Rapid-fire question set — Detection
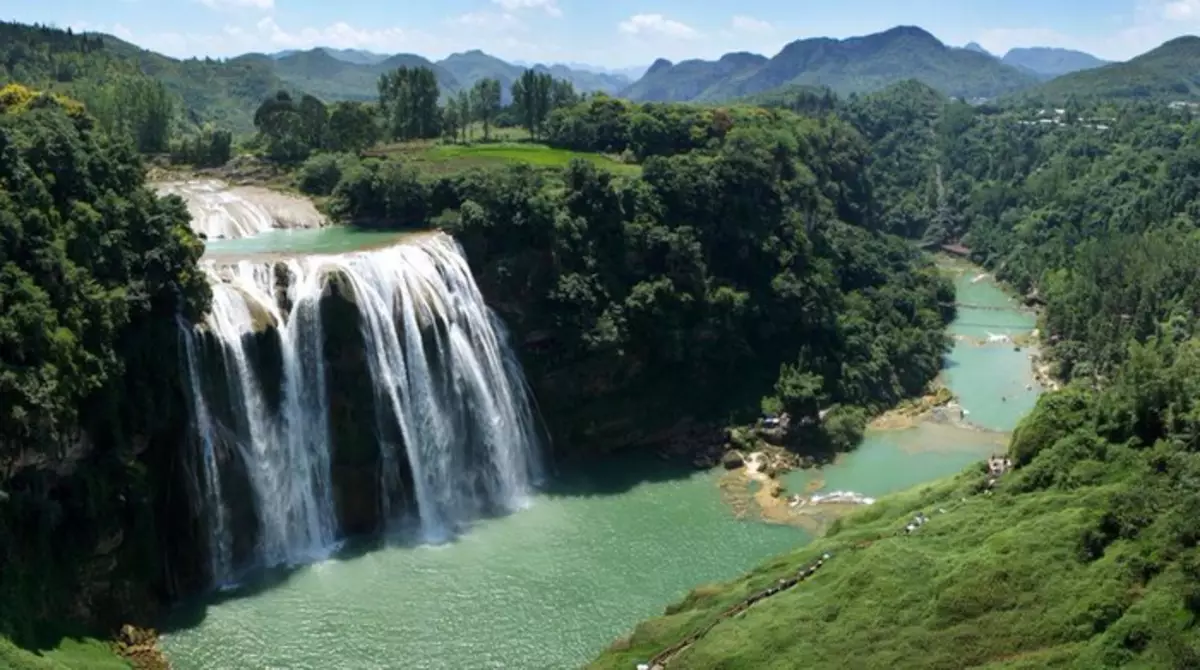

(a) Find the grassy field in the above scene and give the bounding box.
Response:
[371,135,641,177]
[0,636,129,670]
[588,452,1185,670]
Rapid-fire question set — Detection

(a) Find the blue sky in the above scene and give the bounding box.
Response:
[8,0,1200,67]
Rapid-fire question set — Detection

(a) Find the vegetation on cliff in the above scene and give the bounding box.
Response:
[0,85,209,658]
[321,99,954,456]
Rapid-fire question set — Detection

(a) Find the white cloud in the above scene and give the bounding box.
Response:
[198,0,274,9]
[974,1,1200,62]
[1163,0,1200,20]
[132,15,564,62]
[452,11,524,33]
[491,0,561,17]
[731,15,773,34]
[618,14,700,40]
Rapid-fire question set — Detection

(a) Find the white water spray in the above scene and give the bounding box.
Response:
[177,319,233,584]
[155,179,326,240]
[182,232,542,572]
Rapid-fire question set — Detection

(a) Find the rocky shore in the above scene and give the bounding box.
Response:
[113,625,170,670]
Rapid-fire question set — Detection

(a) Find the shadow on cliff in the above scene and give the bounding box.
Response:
[538,452,703,499]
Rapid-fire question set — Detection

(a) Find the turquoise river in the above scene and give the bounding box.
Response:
[162,230,1040,669]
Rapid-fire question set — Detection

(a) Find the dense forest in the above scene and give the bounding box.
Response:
[300,88,954,457]
[0,83,209,659]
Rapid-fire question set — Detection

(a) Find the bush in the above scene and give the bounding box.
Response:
[297,153,353,196]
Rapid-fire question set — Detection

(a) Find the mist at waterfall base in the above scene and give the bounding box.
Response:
[177,233,543,585]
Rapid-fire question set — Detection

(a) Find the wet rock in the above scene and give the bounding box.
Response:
[721,451,745,470]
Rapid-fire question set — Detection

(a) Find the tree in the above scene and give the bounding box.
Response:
[253,90,308,162]
[443,96,461,143]
[325,101,380,153]
[297,94,328,150]
[471,78,501,141]
[456,90,472,143]
[378,66,441,141]
[512,69,554,139]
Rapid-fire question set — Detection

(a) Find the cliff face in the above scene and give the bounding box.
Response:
[0,320,204,642]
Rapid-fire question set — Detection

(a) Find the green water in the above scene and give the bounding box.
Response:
[161,258,1039,669]
[203,227,416,259]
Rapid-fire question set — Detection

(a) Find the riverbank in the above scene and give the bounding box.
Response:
[713,259,1039,532]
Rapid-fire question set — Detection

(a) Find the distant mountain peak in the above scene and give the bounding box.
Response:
[645,58,674,76]
[879,25,941,43]
[1001,46,1108,77]
[963,42,993,57]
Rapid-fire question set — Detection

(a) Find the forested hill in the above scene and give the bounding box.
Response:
[0,21,285,135]
[1026,35,1200,102]
[621,26,1038,103]
[591,80,1200,670]
[0,22,629,137]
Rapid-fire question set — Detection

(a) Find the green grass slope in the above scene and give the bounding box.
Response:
[0,637,129,670]
[1029,35,1200,102]
[591,369,1200,669]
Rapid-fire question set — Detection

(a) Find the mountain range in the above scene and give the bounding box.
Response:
[6,19,1200,140]
[623,26,1039,102]
[261,47,631,102]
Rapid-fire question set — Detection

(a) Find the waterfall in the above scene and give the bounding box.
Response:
[203,260,338,567]
[326,235,543,536]
[177,319,233,585]
[179,232,542,575]
[155,179,326,240]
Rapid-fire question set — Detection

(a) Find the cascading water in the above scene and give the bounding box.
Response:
[155,179,326,240]
[327,236,543,537]
[178,319,233,585]
[179,231,542,578]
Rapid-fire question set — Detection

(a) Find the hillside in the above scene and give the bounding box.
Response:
[591,369,1200,669]
[622,26,1038,103]
[1030,35,1200,100]
[1001,47,1108,78]
[236,49,460,102]
[271,47,390,65]
[0,22,284,135]
[260,47,628,103]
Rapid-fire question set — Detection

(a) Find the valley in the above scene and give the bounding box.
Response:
[4,9,1200,670]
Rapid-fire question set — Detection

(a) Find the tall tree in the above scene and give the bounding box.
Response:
[456,90,472,143]
[512,69,554,139]
[378,66,441,141]
[326,101,380,153]
[442,96,461,144]
[253,90,308,162]
[297,94,328,150]
[471,78,502,141]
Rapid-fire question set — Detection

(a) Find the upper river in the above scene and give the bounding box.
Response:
[161,228,1040,669]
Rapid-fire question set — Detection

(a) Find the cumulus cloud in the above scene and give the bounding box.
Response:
[198,0,274,10]
[618,14,700,40]
[731,15,773,34]
[491,0,561,17]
